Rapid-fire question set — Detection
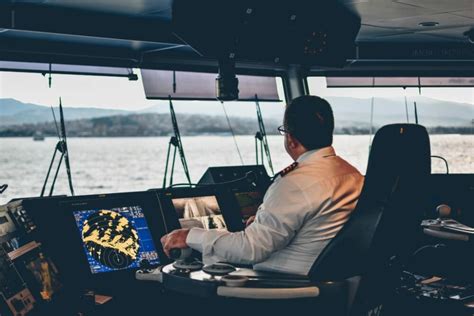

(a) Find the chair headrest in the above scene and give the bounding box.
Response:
[367,124,431,177]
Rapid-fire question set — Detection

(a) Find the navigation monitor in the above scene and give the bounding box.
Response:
[234,191,263,223]
[73,206,160,274]
[172,195,226,230]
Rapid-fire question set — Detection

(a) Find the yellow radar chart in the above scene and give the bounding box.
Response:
[81,210,140,270]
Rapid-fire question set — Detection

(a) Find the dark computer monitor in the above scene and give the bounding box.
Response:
[156,186,265,233]
[217,189,264,232]
[198,165,271,193]
[234,191,263,221]
[157,187,228,231]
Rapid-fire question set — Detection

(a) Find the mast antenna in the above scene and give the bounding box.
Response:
[162,96,192,188]
[254,94,274,175]
[40,98,75,197]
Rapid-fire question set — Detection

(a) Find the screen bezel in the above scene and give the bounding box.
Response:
[217,187,265,232]
[153,185,265,233]
[27,191,170,293]
[154,186,231,231]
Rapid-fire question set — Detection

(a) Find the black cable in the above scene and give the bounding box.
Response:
[404,91,410,123]
[431,155,449,174]
[412,244,446,258]
[220,101,244,165]
[414,101,419,125]
[165,171,258,189]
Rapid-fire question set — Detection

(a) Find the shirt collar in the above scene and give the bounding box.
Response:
[296,146,336,163]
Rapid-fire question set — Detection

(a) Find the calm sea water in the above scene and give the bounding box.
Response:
[0,135,472,204]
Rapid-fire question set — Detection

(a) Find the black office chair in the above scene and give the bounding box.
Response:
[309,123,431,315]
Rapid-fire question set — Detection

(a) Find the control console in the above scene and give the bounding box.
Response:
[136,248,320,300]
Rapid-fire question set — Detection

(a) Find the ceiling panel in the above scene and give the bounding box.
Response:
[373,32,464,42]
[369,12,474,29]
[354,1,436,22]
[10,0,173,16]
[357,24,412,41]
[355,0,474,43]
[1,0,473,66]
[0,29,174,50]
[417,26,473,41]
[395,0,474,13]
[452,8,474,19]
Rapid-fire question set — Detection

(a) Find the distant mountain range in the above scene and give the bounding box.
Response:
[137,96,474,128]
[0,113,265,137]
[0,98,129,126]
[0,97,472,137]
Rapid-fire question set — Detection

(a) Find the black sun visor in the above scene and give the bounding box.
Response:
[141,69,281,102]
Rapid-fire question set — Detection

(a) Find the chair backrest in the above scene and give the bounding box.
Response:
[308,124,431,314]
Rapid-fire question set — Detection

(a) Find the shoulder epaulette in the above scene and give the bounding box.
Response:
[278,162,299,178]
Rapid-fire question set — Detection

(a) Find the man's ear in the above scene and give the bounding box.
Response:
[287,134,299,149]
[289,134,309,153]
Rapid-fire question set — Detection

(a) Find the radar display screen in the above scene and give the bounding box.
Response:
[73,206,160,274]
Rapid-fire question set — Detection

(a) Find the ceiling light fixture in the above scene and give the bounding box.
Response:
[418,21,439,27]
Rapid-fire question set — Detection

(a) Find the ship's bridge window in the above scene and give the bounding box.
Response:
[307,76,473,174]
[0,68,287,203]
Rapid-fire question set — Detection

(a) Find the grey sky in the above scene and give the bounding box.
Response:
[1,70,473,111]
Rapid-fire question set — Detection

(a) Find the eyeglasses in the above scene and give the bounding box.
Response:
[277,125,290,135]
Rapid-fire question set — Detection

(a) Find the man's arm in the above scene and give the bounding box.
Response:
[162,179,311,265]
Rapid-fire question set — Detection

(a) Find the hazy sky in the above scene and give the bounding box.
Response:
[0,70,473,111]
[0,71,153,110]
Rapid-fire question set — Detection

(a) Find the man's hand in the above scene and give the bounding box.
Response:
[160,229,190,258]
[245,215,256,227]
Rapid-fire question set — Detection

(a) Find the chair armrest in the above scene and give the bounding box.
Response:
[423,228,469,241]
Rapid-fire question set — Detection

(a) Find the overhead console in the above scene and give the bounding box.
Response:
[172,0,361,67]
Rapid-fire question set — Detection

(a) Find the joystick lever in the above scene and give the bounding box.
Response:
[169,248,203,272]
[436,204,452,218]
[169,248,192,261]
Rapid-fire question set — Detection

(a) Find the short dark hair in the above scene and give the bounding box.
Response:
[284,95,334,150]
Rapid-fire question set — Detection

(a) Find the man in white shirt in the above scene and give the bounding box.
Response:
[161,95,364,275]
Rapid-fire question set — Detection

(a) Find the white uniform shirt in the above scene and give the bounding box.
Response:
[186,146,364,275]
